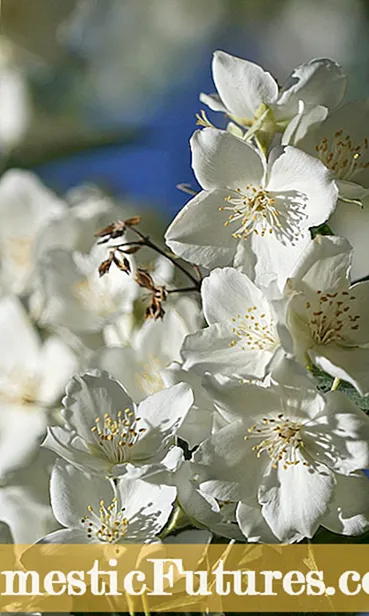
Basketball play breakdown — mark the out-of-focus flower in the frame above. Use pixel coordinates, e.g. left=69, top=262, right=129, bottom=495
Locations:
left=91, top=296, right=201, bottom=401
left=165, top=128, right=338, bottom=288
left=0, top=449, right=59, bottom=544
left=0, top=296, right=76, bottom=480
left=194, top=360, right=369, bottom=542
left=286, top=235, right=369, bottom=394
left=35, top=243, right=138, bottom=336
left=40, top=459, right=176, bottom=544
left=0, top=170, right=66, bottom=296
left=43, top=370, right=193, bottom=477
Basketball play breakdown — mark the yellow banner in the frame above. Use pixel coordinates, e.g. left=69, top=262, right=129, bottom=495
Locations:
left=1, top=543, right=369, bottom=612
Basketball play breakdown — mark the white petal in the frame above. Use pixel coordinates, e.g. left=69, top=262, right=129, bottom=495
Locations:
left=191, top=128, right=264, bottom=190
left=116, top=477, right=176, bottom=541
left=242, top=229, right=312, bottom=292
left=212, top=50, right=278, bottom=119
left=62, top=370, right=134, bottom=443
left=193, top=419, right=268, bottom=502
left=0, top=296, right=40, bottom=372
left=199, top=92, right=227, bottom=112
left=50, top=459, right=113, bottom=529
left=39, top=528, right=90, bottom=544
left=165, top=189, right=238, bottom=268
left=329, top=197, right=369, bottom=281
left=182, top=323, right=275, bottom=379
left=42, top=426, right=111, bottom=474
left=236, top=501, right=285, bottom=543
left=37, top=336, right=77, bottom=406
left=322, top=472, right=369, bottom=536
left=286, top=234, right=352, bottom=295
left=266, top=145, right=338, bottom=228
left=259, top=462, right=334, bottom=541
left=201, top=267, right=268, bottom=324
left=308, top=390, right=369, bottom=474
left=310, top=344, right=369, bottom=396
left=0, top=405, right=47, bottom=480
left=161, top=365, right=214, bottom=448
left=277, top=58, right=346, bottom=119
left=132, top=383, right=193, bottom=460
left=90, top=347, right=145, bottom=403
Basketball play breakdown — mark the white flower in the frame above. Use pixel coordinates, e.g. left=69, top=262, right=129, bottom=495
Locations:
left=0, top=449, right=58, bottom=544
left=0, top=170, right=66, bottom=295
left=200, top=50, right=346, bottom=133
left=286, top=235, right=369, bottom=394
left=193, top=360, right=369, bottom=542
left=284, top=99, right=369, bottom=280
left=43, top=370, right=193, bottom=477
left=40, top=459, right=176, bottom=544
left=165, top=128, right=338, bottom=288
left=181, top=267, right=289, bottom=380
left=0, top=296, right=76, bottom=480
left=91, top=297, right=202, bottom=401
left=36, top=185, right=117, bottom=257
left=36, top=243, right=138, bottom=336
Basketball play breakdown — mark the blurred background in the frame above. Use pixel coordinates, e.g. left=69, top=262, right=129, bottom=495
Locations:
left=2, top=0, right=369, bottom=219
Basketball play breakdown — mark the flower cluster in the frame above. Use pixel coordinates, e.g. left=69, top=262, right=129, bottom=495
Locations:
left=1, top=50, right=369, bottom=548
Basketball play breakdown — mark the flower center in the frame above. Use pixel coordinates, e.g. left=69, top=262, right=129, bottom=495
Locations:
left=73, top=279, right=118, bottom=318
left=245, top=413, right=307, bottom=470
left=3, top=236, right=33, bottom=268
left=306, top=289, right=360, bottom=345
left=315, top=130, right=369, bottom=181
left=219, top=185, right=280, bottom=239
left=81, top=497, right=129, bottom=543
left=230, top=307, right=278, bottom=351
left=90, top=408, right=147, bottom=464
left=0, top=368, right=39, bottom=406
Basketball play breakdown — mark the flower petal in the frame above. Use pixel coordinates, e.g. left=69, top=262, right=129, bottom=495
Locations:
left=277, top=58, right=346, bottom=119
left=182, top=322, right=276, bottom=379
left=307, top=390, right=369, bottom=474
left=116, top=476, right=176, bottom=541
left=62, top=370, right=134, bottom=443
left=201, top=266, right=269, bottom=324
left=50, top=459, right=113, bottom=529
left=259, top=462, right=334, bottom=541
left=266, top=145, right=338, bottom=228
left=310, top=344, right=369, bottom=395
left=329, top=197, right=369, bottom=281
left=191, top=128, right=264, bottom=190
left=211, top=50, right=278, bottom=119
left=165, top=189, right=238, bottom=268
left=132, top=383, right=193, bottom=460
left=322, top=472, right=369, bottom=536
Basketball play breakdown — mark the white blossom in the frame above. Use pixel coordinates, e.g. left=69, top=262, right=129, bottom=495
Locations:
left=43, top=370, right=193, bottom=477
left=40, top=459, right=176, bottom=544
left=0, top=170, right=66, bottom=295
left=193, top=360, right=369, bottom=542
left=0, top=296, right=76, bottom=480
left=286, top=235, right=369, bottom=394
left=181, top=267, right=290, bottom=380
left=165, top=128, right=338, bottom=288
